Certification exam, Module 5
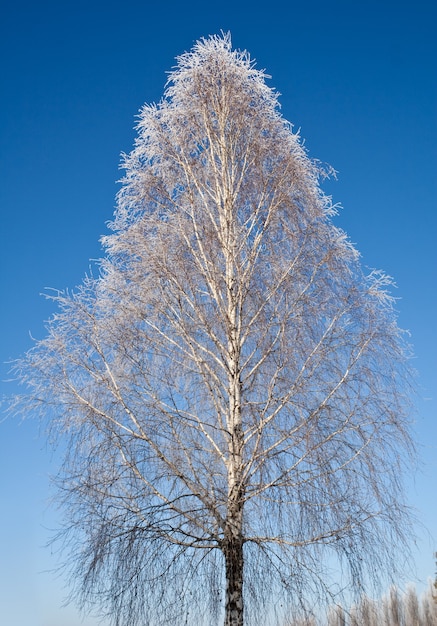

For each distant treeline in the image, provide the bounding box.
[287,582,437,626]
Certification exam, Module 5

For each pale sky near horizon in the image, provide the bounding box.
[0,0,436,624]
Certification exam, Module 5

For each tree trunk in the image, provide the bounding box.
[223,430,244,626]
[223,203,244,625]
[224,530,244,626]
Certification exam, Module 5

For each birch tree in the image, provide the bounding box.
[405,585,421,626]
[421,581,437,626]
[14,34,415,626]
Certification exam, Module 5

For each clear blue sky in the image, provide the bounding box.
[0,1,436,624]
